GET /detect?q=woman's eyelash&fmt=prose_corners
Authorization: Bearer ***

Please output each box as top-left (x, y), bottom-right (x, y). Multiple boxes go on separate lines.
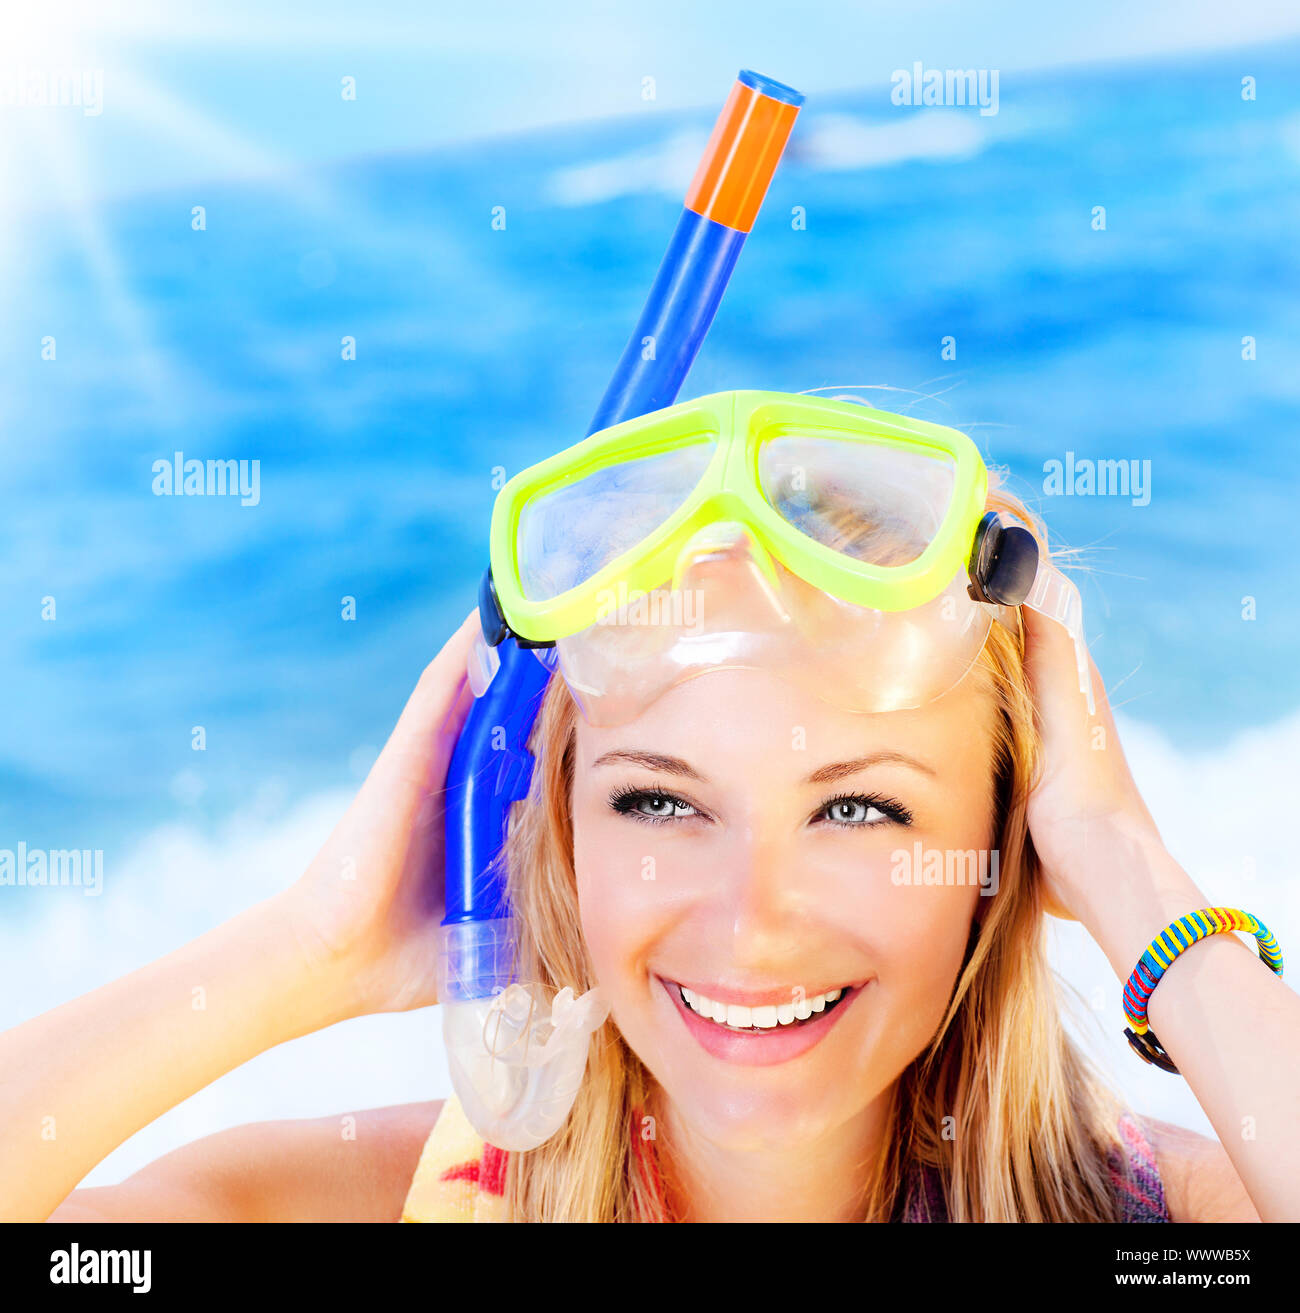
top-left (607, 785), bottom-right (702, 825)
top-left (606, 786), bottom-right (912, 828)
top-left (819, 792), bottom-right (913, 829)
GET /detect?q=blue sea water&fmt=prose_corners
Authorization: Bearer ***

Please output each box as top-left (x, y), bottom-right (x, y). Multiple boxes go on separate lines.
top-left (3, 45), bottom-right (1299, 854)
top-left (2, 44), bottom-right (1299, 1180)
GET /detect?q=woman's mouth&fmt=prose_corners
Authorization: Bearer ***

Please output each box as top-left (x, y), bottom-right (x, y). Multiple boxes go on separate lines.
top-left (675, 981), bottom-right (851, 1031)
top-left (657, 975), bottom-right (866, 1066)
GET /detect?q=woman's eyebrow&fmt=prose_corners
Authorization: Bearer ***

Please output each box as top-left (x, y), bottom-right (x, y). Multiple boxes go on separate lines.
top-left (590, 749), bottom-right (934, 784)
top-left (591, 750), bottom-right (707, 780)
top-left (803, 752), bottom-right (936, 784)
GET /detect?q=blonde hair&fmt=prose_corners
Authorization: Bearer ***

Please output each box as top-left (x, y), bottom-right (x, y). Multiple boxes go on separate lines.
top-left (499, 475), bottom-right (1133, 1222)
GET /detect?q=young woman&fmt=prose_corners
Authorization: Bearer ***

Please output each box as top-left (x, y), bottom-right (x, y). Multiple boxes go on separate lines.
top-left (4, 475), bottom-right (1297, 1223)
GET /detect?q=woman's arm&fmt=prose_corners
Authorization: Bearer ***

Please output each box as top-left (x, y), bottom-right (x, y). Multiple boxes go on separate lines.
top-left (1023, 607), bottom-right (1300, 1223)
top-left (1068, 820), bottom-right (1300, 1222)
top-left (1145, 1118), bottom-right (1261, 1223)
top-left (0, 890), bottom-right (348, 1222)
top-left (1, 609), bottom-right (478, 1223)
top-left (48, 1101), bottom-right (444, 1223)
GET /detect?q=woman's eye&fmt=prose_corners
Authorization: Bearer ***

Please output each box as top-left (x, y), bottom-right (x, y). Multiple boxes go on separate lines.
top-left (609, 789), bottom-right (699, 823)
top-left (821, 796), bottom-right (908, 828)
top-left (637, 795), bottom-right (694, 819)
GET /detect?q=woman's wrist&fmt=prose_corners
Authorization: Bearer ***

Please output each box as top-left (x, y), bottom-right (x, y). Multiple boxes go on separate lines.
top-left (256, 885), bottom-right (374, 1033)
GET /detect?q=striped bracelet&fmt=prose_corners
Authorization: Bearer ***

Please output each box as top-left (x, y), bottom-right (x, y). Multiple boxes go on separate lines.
top-left (1123, 907), bottom-right (1283, 1075)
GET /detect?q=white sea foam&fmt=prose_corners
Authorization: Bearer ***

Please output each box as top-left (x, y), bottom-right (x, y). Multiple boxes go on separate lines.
top-left (544, 111), bottom-right (990, 208)
top-left (4, 709), bottom-right (1297, 1188)
top-left (544, 128), bottom-right (710, 206)
top-left (790, 111), bottom-right (986, 171)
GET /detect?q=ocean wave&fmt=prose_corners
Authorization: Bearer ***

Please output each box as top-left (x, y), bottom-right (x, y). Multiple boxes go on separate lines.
top-left (542, 109), bottom-right (993, 210)
top-left (544, 128), bottom-right (710, 206)
top-left (789, 111), bottom-right (987, 171)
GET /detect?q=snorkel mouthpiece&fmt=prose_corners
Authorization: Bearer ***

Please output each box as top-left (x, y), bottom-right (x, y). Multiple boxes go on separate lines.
top-left (438, 925), bottom-right (611, 1152)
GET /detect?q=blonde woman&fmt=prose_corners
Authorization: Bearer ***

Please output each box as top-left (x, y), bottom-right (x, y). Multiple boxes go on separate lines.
top-left (5, 479), bottom-right (1298, 1223)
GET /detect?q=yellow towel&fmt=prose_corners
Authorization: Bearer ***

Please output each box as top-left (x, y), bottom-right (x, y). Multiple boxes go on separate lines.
top-left (401, 1095), bottom-right (511, 1223)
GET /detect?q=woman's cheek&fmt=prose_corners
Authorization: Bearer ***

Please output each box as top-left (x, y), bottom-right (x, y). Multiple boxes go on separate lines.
top-left (825, 844), bottom-right (981, 1042)
top-left (885, 884), bottom-right (982, 1042)
top-left (574, 816), bottom-right (671, 990)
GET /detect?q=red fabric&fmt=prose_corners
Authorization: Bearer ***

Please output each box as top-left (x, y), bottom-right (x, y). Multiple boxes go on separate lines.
top-left (481, 1144), bottom-right (510, 1196)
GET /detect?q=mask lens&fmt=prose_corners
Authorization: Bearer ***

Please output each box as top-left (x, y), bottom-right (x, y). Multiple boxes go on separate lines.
top-left (517, 439), bottom-right (714, 601)
top-left (758, 432), bottom-right (956, 568)
top-left (554, 558), bottom-right (996, 727)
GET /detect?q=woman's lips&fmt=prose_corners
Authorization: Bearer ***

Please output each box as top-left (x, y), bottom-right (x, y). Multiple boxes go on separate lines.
top-left (657, 974), bottom-right (866, 1067)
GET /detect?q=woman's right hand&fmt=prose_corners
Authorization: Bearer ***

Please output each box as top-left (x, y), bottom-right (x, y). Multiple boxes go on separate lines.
top-left (278, 607), bottom-right (480, 1018)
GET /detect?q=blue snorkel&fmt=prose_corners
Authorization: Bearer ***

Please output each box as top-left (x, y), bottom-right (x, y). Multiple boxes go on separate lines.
top-left (438, 71), bottom-right (804, 1150)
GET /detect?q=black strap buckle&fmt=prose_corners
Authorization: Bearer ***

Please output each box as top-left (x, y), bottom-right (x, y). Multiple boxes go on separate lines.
top-left (967, 511), bottom-right (1040, 606)
top-left (476, 566), bottom-right (555, 650)
top-left (1124, 1026), bottom-right (1181, 1075)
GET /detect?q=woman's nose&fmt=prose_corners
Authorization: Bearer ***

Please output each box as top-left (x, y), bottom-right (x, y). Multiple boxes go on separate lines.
top-left (719, 827), bottom-right (815, 948)
top-left (670, 521), bottom-right (789, 629)
top-left (671, 520), bottom-right (779, 590)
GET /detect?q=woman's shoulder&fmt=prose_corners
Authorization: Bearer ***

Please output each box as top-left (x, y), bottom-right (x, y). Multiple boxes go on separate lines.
top-left (51, 1099), bottom-right (446, 1223)
top-left (1135, 1114), bottom-right (1260, 1222)
top-left (174, 1099), bottom-right (448, 1222)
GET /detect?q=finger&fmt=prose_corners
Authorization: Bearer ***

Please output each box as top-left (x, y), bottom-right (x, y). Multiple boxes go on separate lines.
top-left (1021, 602), bottom-right (1109, 730)
top-left (1022, 603), bottom-right (1158, 830)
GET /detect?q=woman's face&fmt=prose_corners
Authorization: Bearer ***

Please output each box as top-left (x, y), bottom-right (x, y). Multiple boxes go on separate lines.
top-left (572, 663), bottom-right (1000, 1150)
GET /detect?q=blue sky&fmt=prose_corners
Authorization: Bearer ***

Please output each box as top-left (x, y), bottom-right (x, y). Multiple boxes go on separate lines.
top-left (2, 0), bottom-right (1298, 207)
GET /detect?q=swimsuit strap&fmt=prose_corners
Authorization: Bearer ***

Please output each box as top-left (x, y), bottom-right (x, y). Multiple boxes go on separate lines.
top-left (1109, 1111), bottom-right (1170, 1223)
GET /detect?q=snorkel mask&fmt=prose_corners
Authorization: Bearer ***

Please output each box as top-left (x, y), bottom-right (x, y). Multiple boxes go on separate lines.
top-left (477, 388), bottom-right (1094, 725)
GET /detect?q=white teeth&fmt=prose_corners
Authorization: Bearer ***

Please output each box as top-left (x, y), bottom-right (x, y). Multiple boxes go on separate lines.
top-left (677, 983), bottom-right (850, 1030)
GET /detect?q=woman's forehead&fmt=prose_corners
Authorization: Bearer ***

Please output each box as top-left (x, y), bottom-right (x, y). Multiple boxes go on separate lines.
top-left (573, 665), bottom-right (999, 777)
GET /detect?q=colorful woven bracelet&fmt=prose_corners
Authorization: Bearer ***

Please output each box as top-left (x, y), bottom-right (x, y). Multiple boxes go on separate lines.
top-left (1123, 907), bottom-right (1283, 1074)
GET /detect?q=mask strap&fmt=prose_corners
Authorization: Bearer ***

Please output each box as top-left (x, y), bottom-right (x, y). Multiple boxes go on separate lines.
top-left (1022, 563), bottom-right (1096, 716)
top-left (467, 624), bottom-right (501, 696)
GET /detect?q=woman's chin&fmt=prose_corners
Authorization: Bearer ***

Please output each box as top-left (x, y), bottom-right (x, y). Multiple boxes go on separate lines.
top-left (658, 1082), bottom-right (854, 1152)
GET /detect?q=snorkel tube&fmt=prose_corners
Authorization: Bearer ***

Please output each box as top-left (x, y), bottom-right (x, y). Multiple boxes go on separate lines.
top-left (439, 71), bottom-right (804, 1151)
